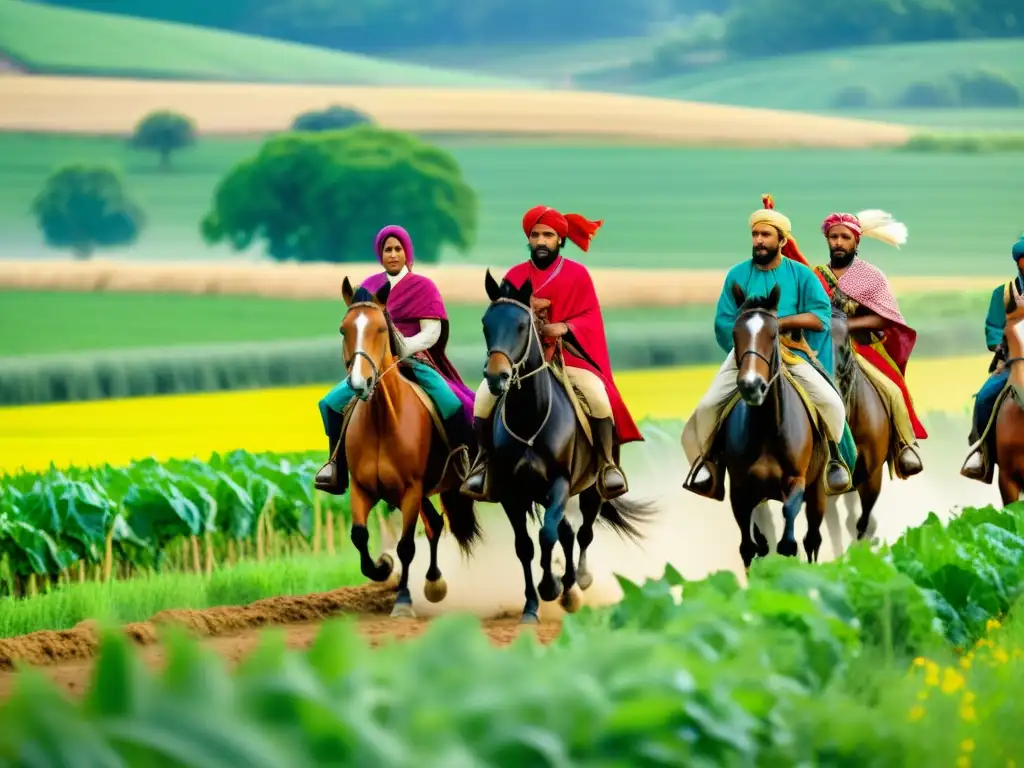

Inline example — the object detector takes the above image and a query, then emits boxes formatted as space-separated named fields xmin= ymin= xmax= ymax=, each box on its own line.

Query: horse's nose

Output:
xmin=350 ymin=374 xmax=369 ymax=398
xmin=738 ymin=374 xmax=767 ymax=402
xmin=485 ymin=369 xmax=510 ymax=395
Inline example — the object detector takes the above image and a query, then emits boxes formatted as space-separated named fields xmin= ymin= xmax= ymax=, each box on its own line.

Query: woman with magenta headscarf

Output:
xmin=315 ymin=225 xmax=476 ymax=496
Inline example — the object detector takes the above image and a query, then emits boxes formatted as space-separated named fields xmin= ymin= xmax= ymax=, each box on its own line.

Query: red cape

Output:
xmin=504 ymin=256 xmax=643 ymax=444
xmin=814 ymin=262 xmax=927 ymax=439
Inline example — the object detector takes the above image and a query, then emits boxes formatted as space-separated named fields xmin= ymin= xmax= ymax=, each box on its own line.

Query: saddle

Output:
xmin=547 ymin=353 xmax=594 ymax=445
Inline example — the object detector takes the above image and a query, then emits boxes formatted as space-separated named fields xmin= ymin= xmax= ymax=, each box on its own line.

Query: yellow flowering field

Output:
xmin=0 ymin=354 xmax=989 ymax=475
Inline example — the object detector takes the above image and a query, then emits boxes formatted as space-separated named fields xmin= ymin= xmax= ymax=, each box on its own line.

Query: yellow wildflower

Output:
xmin=913 ymin=656 xmax=928 ymax=668
xmin=986 ymin=617 xmax=1001 ymax=632
xmin=991 ymin=647 xmax=1010 ymax=666
xmin=960 ymin=704 xmax=976 ymax=722
xmin=961 ymin=739 xmax=975 ymax=754
xmin=963 ymin=691 xmax=976 ymax=704
xmin=957 ymin=757 xmax=970 ymax=768
xmin=908 ymin=704 xmax=926 ymax=722
xmin=924 ymin=662 xmax=940 ymax=687
xmin=960 ymin=656 xmax=973 ymax=670
xmin=917 ymin=689 xmax=930 ymax=701
xmin=941 ymin=666 xmax=965 ymax=694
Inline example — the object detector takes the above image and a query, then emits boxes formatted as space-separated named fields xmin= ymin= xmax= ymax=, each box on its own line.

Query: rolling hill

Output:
xmin=0 ymin=0 xmax=529 ymax=87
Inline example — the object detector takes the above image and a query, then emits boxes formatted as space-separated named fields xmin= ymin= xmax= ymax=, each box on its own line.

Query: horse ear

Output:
xmin=767 ymin=284 xmax=781 ymax=309
xmin=730 ymin=281 xmax=745 ymax=307
xmin=374 ymin=279 xmax=392 ymax=306
xmin=519 ymin=278 xmax=534 ymax=301
xmin=485 ymin=269 xmax=501 ymax=302
xmin=342 ymin=276 xmax=354 ymax=306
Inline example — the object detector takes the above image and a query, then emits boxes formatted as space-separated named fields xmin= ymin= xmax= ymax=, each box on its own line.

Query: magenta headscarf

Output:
xmin=374 ymin=225 xmax=415 ymax=268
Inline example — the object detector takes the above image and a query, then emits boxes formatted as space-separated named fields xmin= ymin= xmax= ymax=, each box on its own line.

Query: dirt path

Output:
xmin=0 ymin=583 xmax=562 ymax=700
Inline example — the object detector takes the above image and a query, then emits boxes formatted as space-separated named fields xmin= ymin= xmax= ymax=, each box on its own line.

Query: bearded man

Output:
xmin=961 ymin=235 xmax=1024 ymax=482
xmin=315 ymin=224 xmax=475 ymax=495
xmin=460 ymin=205 xmax=644 ymax=503
xmin=682 ymin=195 xmax=856 ymax=500
xmin=814 ymin=210 xmax=925 ymax=479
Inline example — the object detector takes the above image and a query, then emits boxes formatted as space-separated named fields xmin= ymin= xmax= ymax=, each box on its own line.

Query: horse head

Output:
xmin=481 ymin=269 xmax=544 ymax=397
xmin=341 ymin=276 xmax=398 ymax=401
xmin=731 ymin=282 xmax=781 ymax=407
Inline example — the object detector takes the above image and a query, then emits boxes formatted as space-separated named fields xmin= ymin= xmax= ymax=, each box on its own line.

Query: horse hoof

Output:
xmin=423 ymin=577 xmax=448 ymax=603
xmin=520 ymin=612 xmax=540 ymax=625
xmin=538 ymin=578 xmax=563 ymax=603
xmin=391 ymin=602 xmax=416 ymax=619
xmin=577 ymin=572 xmax=594 ymax=591
xmin=560 ymin=585 xmax=583 ymax=614
xmin=777 ymin=539 xmax=798 ymax=558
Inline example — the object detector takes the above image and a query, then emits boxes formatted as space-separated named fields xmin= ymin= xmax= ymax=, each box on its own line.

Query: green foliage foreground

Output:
xmin=1 ymin=498 xmax=1023 ymax=764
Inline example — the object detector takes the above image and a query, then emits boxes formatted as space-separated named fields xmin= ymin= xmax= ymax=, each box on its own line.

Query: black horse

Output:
xmin=478 ymin=270 xmax=656 ymax=624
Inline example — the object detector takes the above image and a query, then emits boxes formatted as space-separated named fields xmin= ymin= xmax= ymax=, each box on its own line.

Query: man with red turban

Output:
xmin=813 ymin=210 xmax=925 ymax=480
xmin=460 ymin=205 xmax=643 ymax=502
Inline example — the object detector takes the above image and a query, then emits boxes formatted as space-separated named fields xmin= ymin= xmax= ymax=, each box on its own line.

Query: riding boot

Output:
xmin=683 ymin=455 xmax=722 ymax=501
xmin=591 ymin=416 xmax=628 ymax=501
xmin=896 ymin=443 xmax=923 ymax=478
xmin=440 ymin=412 xmax=472 ymax=482
xmin=314 ymin=409 xmax=348 ymax=495
xmin=460 ymin=414 xmax=495 ymax=502
xmin=960 ymin=447 xmax=988 ymax=482
xmin=824 ymin=440 xmax=852 ymax=494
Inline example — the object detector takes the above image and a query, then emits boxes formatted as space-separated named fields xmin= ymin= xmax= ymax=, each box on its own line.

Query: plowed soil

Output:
xmin=0 ymin=583 xmax=562 ymax=700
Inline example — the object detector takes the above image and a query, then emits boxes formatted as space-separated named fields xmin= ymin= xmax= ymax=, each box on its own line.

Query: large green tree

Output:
xmin=200 ymin=127 xmax=478 ymax=264
xmin=31 ymin=165 xmax=145 ymax=259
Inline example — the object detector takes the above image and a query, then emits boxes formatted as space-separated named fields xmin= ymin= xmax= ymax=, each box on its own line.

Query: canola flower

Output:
xmin=0 ymin=355 xmax=986 ymax=474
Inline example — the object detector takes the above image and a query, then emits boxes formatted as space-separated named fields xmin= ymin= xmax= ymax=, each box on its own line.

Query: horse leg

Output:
xmin=751 ymin=501 xmax=773 ymax=558
xmin=997 ymin=469 xmax=1022 ymax=506
xmin=802 ymin=481 xmax=827 ymax=564
xmin=503 ymin=500 xmax=540 ymax=624
xmin=575 ymin=486 xmax=601 ymax=591
xmin=855 ymin=466 xmax=884 ymax=543
xmin=776 ymin=481 xmax=806 ymax=558
xmin=557 ymin=517 xmax=583 ymax=613
xmin=420 ymin=496 xmax=448 ymax=604
xmin=824 ymin=494 xmax=846 ymax=559
xmin=538 ymin=477 xmax=570 ymax=603
xmin=729 ymin=485 xmax=759 ymax=571
xmin=348 ymin=484 xmax=394 ymax=582
xmin=390 ymin=489 xmax=422 ymax=618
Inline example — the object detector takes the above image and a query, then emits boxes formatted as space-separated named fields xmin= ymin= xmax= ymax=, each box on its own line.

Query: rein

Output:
xmin=487 ymin=297 xmax=553 ymax=448
xmin=343 ymin=300 xmax=402 ymax=400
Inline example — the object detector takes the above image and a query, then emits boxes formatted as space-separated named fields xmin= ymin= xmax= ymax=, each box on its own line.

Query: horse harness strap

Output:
xmin=343 ymin=300 xmax=402 ymax=398
xmin=736 ymin=308 xmax=783 ymax=391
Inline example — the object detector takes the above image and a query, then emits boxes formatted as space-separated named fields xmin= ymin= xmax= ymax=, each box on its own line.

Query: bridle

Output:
xmin=735 ymin=307 xmax=783 ymax=393
xmin=485 ymin=297 xmax=552 ymax=447
xmin=343 ymin=301 xmax=400 ymax=400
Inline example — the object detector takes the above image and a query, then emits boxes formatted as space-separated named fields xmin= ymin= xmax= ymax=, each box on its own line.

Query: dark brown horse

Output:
xmin=723 ymin=283 xmax=828 ymax=567
xmin=337 ymin=277 xmax=482 ymax=617
xmin=827 ymin=309 xmax=891 ymax=547
xmin=995 ymin=281 xmax=1024 ymax=505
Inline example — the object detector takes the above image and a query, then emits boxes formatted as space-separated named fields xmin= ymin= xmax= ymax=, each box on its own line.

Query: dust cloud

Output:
xmin=375 ymin=415 xmax=1002 ymax=621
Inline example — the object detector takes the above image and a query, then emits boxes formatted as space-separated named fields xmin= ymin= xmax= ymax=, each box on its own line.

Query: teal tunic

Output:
xmin=985 ymin=276 xmax=1023 ymax=351
xmin=318 ymin=358 xmax=462 ymax=436
xmin=715 ymin=258 xmax=835 ymax=375
xmin=714 ymin=257 xmax=856 ymax=469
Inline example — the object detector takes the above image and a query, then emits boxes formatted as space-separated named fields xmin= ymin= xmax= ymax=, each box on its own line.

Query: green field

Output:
xmin=623 ymin=38 xmax=1024 ymax=119
xmin=0 ymin=0 xmax=526 ymax=86
xmin=4 ymin=133 xmax=1024 ymax=273
xmin=0 ymin=290 xmax=720 ymax=357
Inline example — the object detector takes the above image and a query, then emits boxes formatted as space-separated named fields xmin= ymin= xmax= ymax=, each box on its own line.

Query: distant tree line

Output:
xmin=36 ymin=0 xmax=1022 ymax=57
xmin=31 ymin=103 xmax=476 ymax=264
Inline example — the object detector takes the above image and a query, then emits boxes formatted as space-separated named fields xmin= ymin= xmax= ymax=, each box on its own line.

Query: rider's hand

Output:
xmin=530 ymin=297 xmax=551 ymax=313
xmin=541 ymin=322 xmax=568 ymax=338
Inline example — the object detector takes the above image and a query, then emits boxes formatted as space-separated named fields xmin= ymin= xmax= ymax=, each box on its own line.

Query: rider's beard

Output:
xmin=830 ymin=246 xmax=857 ymax=269
xmin=531 ymin=242 xmax=560 ymax=269
xmin=751 ymin=244 xmax=778 ymax=266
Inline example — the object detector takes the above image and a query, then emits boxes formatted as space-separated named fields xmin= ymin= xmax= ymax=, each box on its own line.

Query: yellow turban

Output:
xmin=747 ymin=193 xmax=810 ymax=266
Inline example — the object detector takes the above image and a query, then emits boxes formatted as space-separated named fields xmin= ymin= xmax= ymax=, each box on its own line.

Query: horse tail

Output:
xmin=438 ymin=487 xmax=483 ymax=558
xmin=596 ymin=495 xmax=658 ymax=543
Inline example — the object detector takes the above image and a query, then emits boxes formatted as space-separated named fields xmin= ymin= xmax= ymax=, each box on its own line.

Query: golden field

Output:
xmin=0 ymin=355 xmax=987 ymax=475
xmin=0 ymin=259 xmax=1001 ymax=308
xmin=0 ymin=73 xmax=912 ymax=148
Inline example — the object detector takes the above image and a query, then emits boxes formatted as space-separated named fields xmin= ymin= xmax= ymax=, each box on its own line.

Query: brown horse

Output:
xmin=995 ymin=280 xmax=1024 ymax=505
xmin=723 ymin=283 xmax=828 ymax=567
xmin=337 ymin=277 xmax=482 ymax=617
xmin=827 ymin=309 xmax=891 ymax=546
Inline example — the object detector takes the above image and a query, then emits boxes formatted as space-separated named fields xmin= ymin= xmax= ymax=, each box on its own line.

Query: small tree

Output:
xmin=201 ymin=126 xmax=477 ymax=264
xmin=130 ymin=110 xmax=197 ymax=171
xmin=291 ymin=104 xmax=373 ymax=132
xmin=31 ymin=165 xmax=145 ymax=259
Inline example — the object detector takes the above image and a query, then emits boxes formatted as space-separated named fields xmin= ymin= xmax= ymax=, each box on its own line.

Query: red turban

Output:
xmin=821 ymin=213 xmax=862 ymax=243
xmin=522 ymin=205 xmax=604 ymax=253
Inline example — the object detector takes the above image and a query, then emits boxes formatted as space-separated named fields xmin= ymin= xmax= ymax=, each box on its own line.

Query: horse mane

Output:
xmin=350 ymin=286 xmax=401 ymax=358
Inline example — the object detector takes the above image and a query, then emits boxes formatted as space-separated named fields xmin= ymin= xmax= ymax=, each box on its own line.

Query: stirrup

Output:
xmin=597 ymin=464 xmax=628 ymax=501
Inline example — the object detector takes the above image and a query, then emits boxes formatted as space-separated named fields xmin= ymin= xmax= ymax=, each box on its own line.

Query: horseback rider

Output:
xmin=315 ymin=225 xmax=475 ymax=495
xmin=960 ymin=234 xmax=1024 ymax=482
xmin=460 ymin=205 xmax=644 ymax=503
xmin=682 ymin=195 xmax=856 ymax=500
xmin=813 ymin=210 xmax=926 ymax=479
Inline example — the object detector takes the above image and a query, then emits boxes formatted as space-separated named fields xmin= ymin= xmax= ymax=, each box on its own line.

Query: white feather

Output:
xmin=855 ymin=209 xmax=908 ymax=249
